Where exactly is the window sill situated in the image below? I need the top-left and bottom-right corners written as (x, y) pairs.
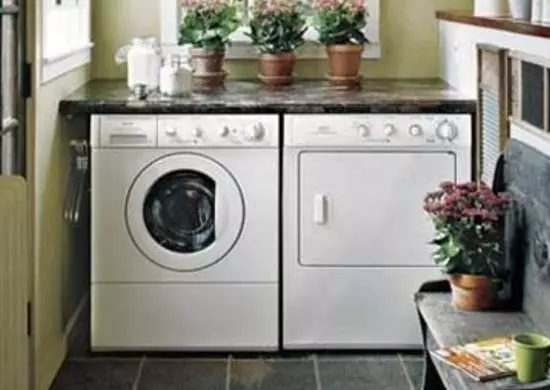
top-left (41, 42), bottom-right (94, 84)
top-left (225, 42), bottom-right (381, 59)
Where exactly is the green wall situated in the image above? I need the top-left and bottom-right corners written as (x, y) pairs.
top-left (92, 0), bottom-right (473, 80)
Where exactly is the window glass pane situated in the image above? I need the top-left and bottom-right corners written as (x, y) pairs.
top-left (144, 170), bottom-right (216, 254)
top-left (521, 61), bottom-right (544, 129)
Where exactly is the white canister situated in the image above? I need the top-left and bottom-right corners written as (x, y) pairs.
top-left (508, 0), bottom-right (533, 20)
top-left (160, 55), bottom-right (192, 97)
top-left (115, 37), bottom-right (162, 93)
top-left (542, 0), bottom-right (550, 22)
top-left (532, 0), bottom-right (543, 22)
top-left (474, 0), bottom-right (508, 16)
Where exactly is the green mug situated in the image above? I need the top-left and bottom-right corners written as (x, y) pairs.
top-left (513, 333), bottom-right (550, 383)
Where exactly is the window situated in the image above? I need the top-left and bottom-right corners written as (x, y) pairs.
top-left (160, 0), bottom-right (380, 59)
top-left (40, 0), bottom-right (93, 82)
top-left (509, 51), bottom-right (550, 134)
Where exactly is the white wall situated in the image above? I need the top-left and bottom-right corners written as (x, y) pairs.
top-left (32, 1), bottom-right (91, 389)
top-left (439, 20), bottom-right (550, 97)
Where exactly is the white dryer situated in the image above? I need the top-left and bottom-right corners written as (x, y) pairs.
top-left (90, 114), bottom-right (279, 351)
top-left (283, 114), bottom-right (472, 349)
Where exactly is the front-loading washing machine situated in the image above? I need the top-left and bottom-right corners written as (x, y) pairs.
top-left (90, 114), bottom-right (279, 351)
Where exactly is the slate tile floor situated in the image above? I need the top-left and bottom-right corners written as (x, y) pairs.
top-left (50, 353), bottom-right (424, 390)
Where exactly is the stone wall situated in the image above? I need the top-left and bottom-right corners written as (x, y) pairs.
top-left (505, 138), bottom-right (550, 329)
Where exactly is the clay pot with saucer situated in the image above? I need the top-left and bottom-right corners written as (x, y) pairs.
top-left (258, 52), bottom-right (296, 86)
top-left (189, 47), bottom-right (226, 91)
top-left (192, 72), bottom-right (227, 92)
top-left (326, 44), bottom-right (364, 88)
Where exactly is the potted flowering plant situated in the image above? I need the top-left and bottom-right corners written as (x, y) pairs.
top-left (246, 0), bottom-right (307, 85)
top-left (423, 181), bottom-right (509, 311)
top-left (311, 0), bottom-right (368, 87)
top-left (179, 0), bottom-right (241, 90)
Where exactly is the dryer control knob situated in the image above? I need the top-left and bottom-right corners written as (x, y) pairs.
top-left (356, 123), bottom-right (370, 137)
top-left (191, 127), bottom-right (203, 138)
top-left (384, 124), bottom-right (397, 137)
top-left (409, 124), bottom-right (423, 137)
top-left (219, 126), bottom-right (230, 137)
top-left (244, 123), bottom-right (266, 141)
top-left (436, 120), bottom-right (458, 141)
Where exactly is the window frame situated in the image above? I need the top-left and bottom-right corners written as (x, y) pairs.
top-left (159, 0), bottom-right (380, 59)
top-left (40, 0), bottom-right (94, 83)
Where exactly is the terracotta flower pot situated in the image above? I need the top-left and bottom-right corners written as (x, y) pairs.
top-left (189, 47), bottom-right (226, 91)
top-left (449, 274), bottom-right (499, 311)
top-left (326, 44), bottom-right (364, 87)
top-left (259, 52), bottom-right (296, 86)
top-left (189, 47), bottom-right (225, 74)
top-left (192, 71), bottom-right (227, 93)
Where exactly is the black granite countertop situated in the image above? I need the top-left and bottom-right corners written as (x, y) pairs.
top-left (59, 79), bottom-right (476, 115)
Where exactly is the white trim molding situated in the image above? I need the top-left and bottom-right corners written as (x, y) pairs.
top-left (510, 119), bottom-right (550, 157)
top-left (41, 43), bottom-right (94, 83)
top-left (160, 0), bottom-right (381, 60)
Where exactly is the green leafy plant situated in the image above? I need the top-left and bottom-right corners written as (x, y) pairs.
top-left (424, 181), bottom-right (509, 280)
top-left (246, 0), bottom-right (308, 54)
top-left (179, 0), bottom-right (241, 51)
top-left (311, 0), bottom-right (369, 45)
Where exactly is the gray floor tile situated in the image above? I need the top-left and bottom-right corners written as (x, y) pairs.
top-left (137, 359), bottom-right (226, 390)
top-left (318, 358), bottom-right (411, 390)
top-left (402, 356), bottom-right (424, 390)
top-left (49, 359), bottom-right (140, 390)
top-left (230, 359), bottom-right (316, 390)
top-left (317, 352), bottom-right (400, 361)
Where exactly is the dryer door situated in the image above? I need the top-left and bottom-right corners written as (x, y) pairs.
top-left (298, 150), bottom-right (456, 267)
top-left (126, 153), bottom-right (244, 271)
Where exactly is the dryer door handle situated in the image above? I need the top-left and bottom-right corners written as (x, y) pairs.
top-left (313, 194), bottom-right (328, 225)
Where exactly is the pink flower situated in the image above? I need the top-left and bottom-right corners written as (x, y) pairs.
top-left (181, 0), bottom-right (234, 12)
top-left (252, 0), bottom-right (302, 14)
top-left (312, 0), bottom-right (366, 15)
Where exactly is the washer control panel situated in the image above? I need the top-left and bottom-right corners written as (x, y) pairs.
top-left (285, 114), bottom-right (472, 147)
top-left (92, 115), bottom-right (279, 148)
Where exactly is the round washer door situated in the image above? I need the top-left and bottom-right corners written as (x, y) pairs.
top-left (126, 153), bottom-right (245, 272)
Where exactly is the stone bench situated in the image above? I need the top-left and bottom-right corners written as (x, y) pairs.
top-left (414, 138), bottom-right (550, 390)
top-left (415, 281), bottom-right (548, 390)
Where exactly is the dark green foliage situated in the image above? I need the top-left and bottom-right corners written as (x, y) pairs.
top-left (246, 9), bottom-right (307, 54)
top-left (179, 5), bottom-right (241, 51)
top-left (313, 2), bottom-right (368, 45)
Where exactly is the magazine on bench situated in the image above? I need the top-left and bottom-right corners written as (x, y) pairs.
top-left (431, 336), bottom-right (516, 382)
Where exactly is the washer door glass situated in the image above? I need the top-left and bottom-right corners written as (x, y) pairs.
top-left (126, 153), bottom-right (245, 272)
top-left (143, 170), bottom-right (216, 254)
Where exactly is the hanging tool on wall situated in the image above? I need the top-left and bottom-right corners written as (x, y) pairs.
top-left (64, 140), bottom-right (89, 224)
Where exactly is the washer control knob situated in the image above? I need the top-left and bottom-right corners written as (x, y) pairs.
top-left (436, 120), bottom-right (458, 141)
top-left (191, 127), bottom-right (203, 138)
top-left (409, 124), bottom-right (423, 137)
top-left (356, 123), bottom-right (370, 137)
top-left (244, 122), bottom-right (266, 141)
top-left (219, 126), bottom-right (230, 138)
top-left (384, 124), bottom-right (397, 137)
top-left (165, 127), bottom-right (178, 136)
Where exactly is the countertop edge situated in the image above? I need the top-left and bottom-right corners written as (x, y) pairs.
top-left (58, 79), bottom-right (477, 116)
top-left (436, 10), bottom-right (550, 39)
top-left (58, 101), bottom-right (477, 116)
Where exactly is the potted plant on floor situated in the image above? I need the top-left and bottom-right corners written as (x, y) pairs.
top-left (311, 0), bottom-right (369, 87)
top-left (179, 0), bottom-right (241, 90)
top-left (423, 181), bottom-right (509, 311)
top-left (247, 0), bottom-right (307, 86)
